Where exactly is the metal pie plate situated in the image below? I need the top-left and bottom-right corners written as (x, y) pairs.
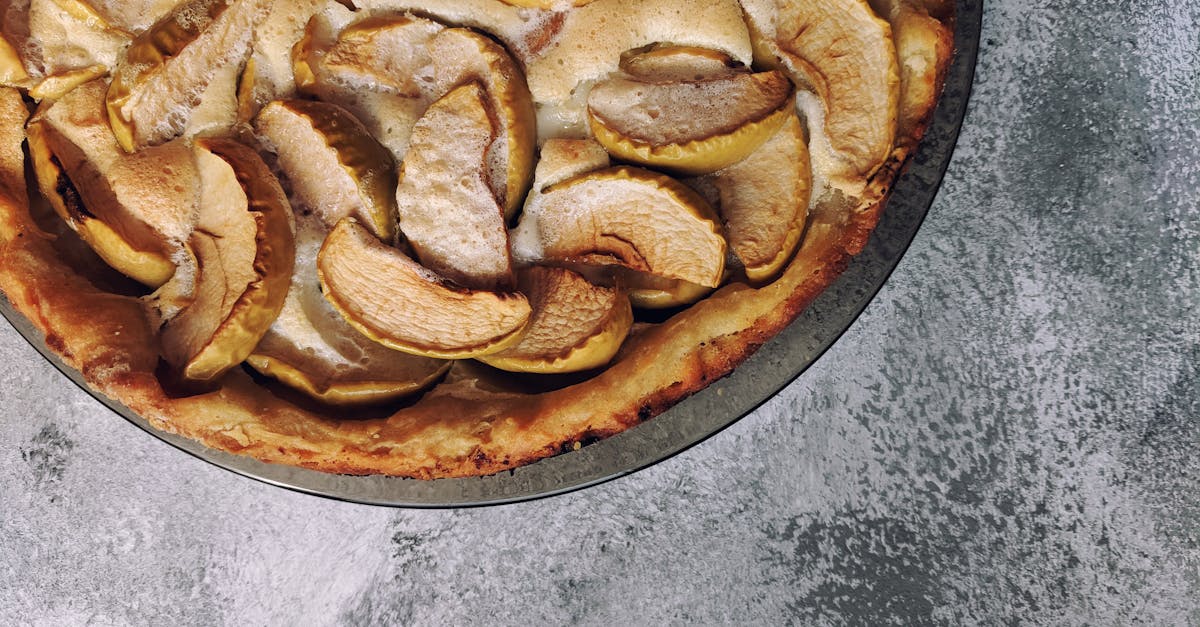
top-left (1, 1), bottom-right (982, 507)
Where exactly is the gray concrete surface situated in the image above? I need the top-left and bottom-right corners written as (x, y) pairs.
top-left (2, 0), bottom-right (1198, 623)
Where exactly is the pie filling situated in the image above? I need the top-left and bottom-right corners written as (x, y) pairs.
top-left (0, 0), bottom-right (955, 478)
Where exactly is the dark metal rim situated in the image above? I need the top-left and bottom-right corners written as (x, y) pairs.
top-left (0, 0), bottom-right (983, 508)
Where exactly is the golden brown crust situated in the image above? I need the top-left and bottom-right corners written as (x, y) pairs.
top-left (0, 3), bottom-right (956, 479)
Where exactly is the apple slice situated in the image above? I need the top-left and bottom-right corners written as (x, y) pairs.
top-left (869, 0), bottom-right (953, 143)
top-left (624, 274), bottom-right (714, 310)
top-left (26, 79), bottom-right (197, 287)
top-left (317, 14), bottom-right (443, 94)
top-left (743, 0), bottom-right (899, 186)
top-left (513, 166), bottom-right (726, 288)
top-left (587, 70), bottom-right (793, 175)
top-left (529, 139), bottom-right (612, 191)
top-left (255, 99), bottom-right (397, 241)
top-left (0, 34), bottom-right (30, 87)
top-left (699, 112), bottom-right (811, 283)
top-left (157, 138), bottom-right (294, 384)
top-left (28, 65), bottom-right (109, 100)
top-left (247, 221), bottom-right (450, 406)
top-left (106, 0), bottom-right (268, 151)
top-left (396, 83), bottom-right (513, 291)
top-left (524, 0), bottom-right (753, 138)
top-left (318, 218), bottom-right (531, 360)
top-left (619, 44), bottom-right (741, 82)
top-left (47, 0), bottom-right (119, 31)
top-left (478, 266), bottom-right (632, 374)
top-left (428, 27), bottom-right (535, 218)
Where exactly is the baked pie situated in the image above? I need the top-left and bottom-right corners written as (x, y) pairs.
top-left (0, 0), bottom-right (954, 478)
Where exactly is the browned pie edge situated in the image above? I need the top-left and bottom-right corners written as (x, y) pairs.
top-left (0, 8), bottom-right (955, 479)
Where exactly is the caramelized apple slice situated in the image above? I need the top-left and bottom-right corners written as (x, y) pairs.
top-left (587, 70), bottom-right (793, 175)
top-left (743, 0), bottom-right (899, 186)
top-left (625, 274), bottom-right (714, 310)
top-left (317, 14), bottom-right (443, 93)
top-left (478, 266), bottom-right (632, 374)
top-left (48, 0), bottom-right (118, 30)
top-left (397, 83), bottom-right (513, 291)
top-left (106, 0), bottom-right (267, 151)
top-left (619, 44), bottom-right (740, 82)
top-left (524, 0), bottom-right (753, 138)
top-left (157, 138), bottom-right (294, 384)
top-left (248, 222), bottom-right (450, 406)
top-left (28, 65), bottom-right (108, 100)
top-left (428, 27), bottom-right (535, 218)
top-left (869, 0), bottom-right (953, 143)
top-left (0, 34), bottom-right (28, 87)
top-left (530, 139), bottom-right (611, 193)
top-left (700, 113), bottom-right (811, 283)
top-left (318, 218), bottom-right (531, 360)
top-left (513, 166), bottom-right (726, 288)
top-left (255, 99), bottom-right (397, 241)
top-left (26, 80), bottom-right (196, 287)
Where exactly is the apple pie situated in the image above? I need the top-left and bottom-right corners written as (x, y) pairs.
top-left (0, 0), bottom-right (955, 478)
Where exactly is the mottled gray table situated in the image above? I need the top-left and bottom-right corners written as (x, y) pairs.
top-left (2, 0), bottom-right (1198, 623)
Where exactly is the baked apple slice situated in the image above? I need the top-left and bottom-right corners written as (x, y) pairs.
top-left (869, 0), bottom-right (954, 144)
top-left (428, 27), bottom-right (535, 218)
top-left (513, 166), bottom-right (726, 289)
top-left (106, 0), bottom-right (268, 151)
top-left (743, 0), bottom-right (899, 187)
top-left (524, 0), bottom-right (753, 138)
top-left (156, 138), bottom-right (294, 385)
top-left (318, 218), bottom-right (531, 360)
top-left (26, 79), bottom-right (196, 287)
top-left (28, 65), bottom-right (109, 100)
top-left (0, 33), bottom-right (28, 87)
top-left (619, 44), bottom-right (741, 82)
top-left (397, 83), bottom-right (513, 291)
top-left (478, 266), bottom-right (632, 374)
top-left (254, 99), bottom-right (396, 240)
top-left (698, 112), bottom-right (811, 283)
top-left (247, 219), bottom-right (450, 406)
top-left (587, 70), bottom-right (793, 175)
top-left (528, 138), bottom-right (611, 193)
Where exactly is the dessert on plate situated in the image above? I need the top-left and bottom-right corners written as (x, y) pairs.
top-left (0, 0), bottom-right (954, 478)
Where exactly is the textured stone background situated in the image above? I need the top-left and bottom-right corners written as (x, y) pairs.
top-left (2, 0), bottom-right (1198, 623)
